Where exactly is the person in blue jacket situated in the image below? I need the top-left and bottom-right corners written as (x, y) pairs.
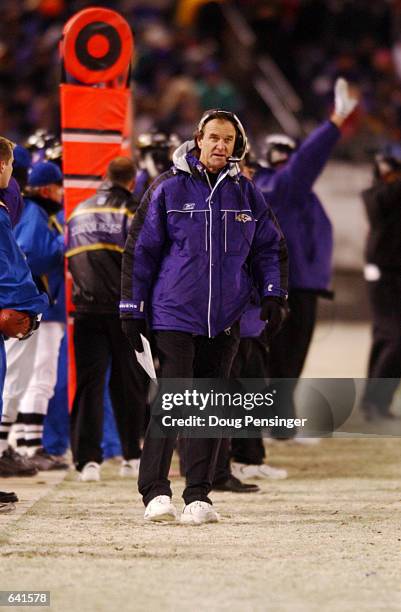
top-left (0, 161), bottom-right (67, 472)
top-left (253, 78), bottom-right (358, 440)
top-left (13, 146), bottom-right (69, 462)
top-left (0, 136), bottom-right (48, 508)
top-left (121, 109), bottom-right (288, 525)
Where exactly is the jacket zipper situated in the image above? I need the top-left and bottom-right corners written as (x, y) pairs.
top-left (205, 169), bottom-right (229, 337)
top-left (224, 212), bottom-right (227, 253)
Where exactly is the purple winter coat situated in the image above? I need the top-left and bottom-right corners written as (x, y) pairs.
top-left (254, 120), bottom-right (340, 293)
top-left (121, 141), bottom-right (288, 337)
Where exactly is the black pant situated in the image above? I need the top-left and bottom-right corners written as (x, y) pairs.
top-left (230, 337), bottom-right (268, 466)
top-left (70, 315), bottom-right (147, 470)
top-left (362, 273), bottom-right (401, 414)
top-left (215, 292), bottom-right (318, 471)
top-left (266, 290), bottom-right (317, 438)
top-left (213, 337), bottom-right (267, 481)
top-left (138, 324), bottom-right (240, 506)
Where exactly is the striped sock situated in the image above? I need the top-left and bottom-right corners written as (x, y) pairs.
top-left (12, 419), bottom-right (26, 455)
top-left (0, 417), bottom-right (13, 455)
top-left (18, 413), bottom-right (45, 456)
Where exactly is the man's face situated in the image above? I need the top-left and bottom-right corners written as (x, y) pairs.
top-left (0, 152), bottom-right (14, 188)
top-left (40, 183), bottom-right (64, 203)
top-left (269, 148), bottom-right (292, 168)
top-left (198, 119), bottom-right (236, 173)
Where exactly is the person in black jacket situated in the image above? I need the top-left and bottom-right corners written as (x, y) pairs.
top-left (66, 157), bottom-right (147, 480)
top-left (133, 131), bottom-right (180, 202)
top-left (360, 145), bottom-right (401, 420)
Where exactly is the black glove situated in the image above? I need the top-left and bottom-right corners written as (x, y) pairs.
top-left (121, 318), bottom-right (147, 352)
top-left (260, 296), bottom-right (288, 343)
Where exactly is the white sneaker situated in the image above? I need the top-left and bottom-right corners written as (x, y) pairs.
top-left (181, 501), bottom-right (220, 525)
top-left (232, 461), bottom-right (288, 480)
top-left (119, 458), bottom-right (140, 478)
top-left (78, 462), bottom-right (101, 482)
top-left (144, 495), bottom-right (177, 522)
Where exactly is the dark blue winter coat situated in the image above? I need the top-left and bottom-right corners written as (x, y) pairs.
top-left (0, 177), bottom-right (24, 228)
top-left (42, 211), bottom-right (65, 322)
top-left (121, 141), bottom-right (288, 337)
top-left (254, 120), bottom-right (340, 292)
top-left (14, 198), bottom-right (65, 322)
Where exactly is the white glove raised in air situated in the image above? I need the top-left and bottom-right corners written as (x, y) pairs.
top-left (334, 78), bottom-right (358, 118)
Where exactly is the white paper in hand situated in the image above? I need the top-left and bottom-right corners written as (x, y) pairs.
top-left (135, 334), bottom-right (157, 380)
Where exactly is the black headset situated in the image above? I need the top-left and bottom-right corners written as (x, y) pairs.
top-left (197, 109), bottom-right (248, 162)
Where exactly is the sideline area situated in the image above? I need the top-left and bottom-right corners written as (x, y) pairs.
top-left (1, 321), bottom-right (400, 611)
top-left (0, 438), bottom-right (400, 612)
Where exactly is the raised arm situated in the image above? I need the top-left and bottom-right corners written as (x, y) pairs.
top-left (277, 78), bottom-right (358, 194)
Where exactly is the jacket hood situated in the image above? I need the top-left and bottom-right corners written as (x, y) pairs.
top-left (172, 140), bottom-right (241, 178)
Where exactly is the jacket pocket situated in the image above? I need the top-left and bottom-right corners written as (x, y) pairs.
top-left (222, 210), bottom-right (256, 255)
top-left (167, 210), bottom-right (209, 256)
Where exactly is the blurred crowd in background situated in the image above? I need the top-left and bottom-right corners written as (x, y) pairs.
top-left (1, 0), bottom-right (401, 159)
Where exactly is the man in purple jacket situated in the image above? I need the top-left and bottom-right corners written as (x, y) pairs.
top-left (121, 109), bottom-right (288, 524)
top-left (252, 78), bottom-right (358, 441)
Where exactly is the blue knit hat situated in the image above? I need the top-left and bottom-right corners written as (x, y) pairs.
top-left (13, 145), bottom-right (31, 169)
top-left (28, 161), bottom-right (63, 187)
